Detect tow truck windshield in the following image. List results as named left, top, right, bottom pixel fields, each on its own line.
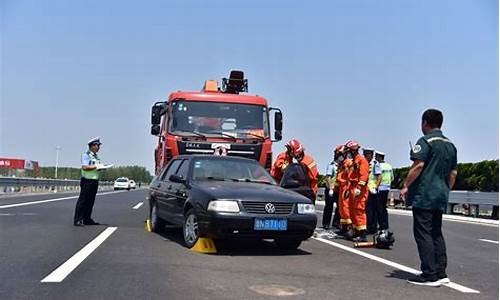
left=169, top=101, right=270, bottom=139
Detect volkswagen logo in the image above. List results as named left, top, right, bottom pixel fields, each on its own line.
left=264, top=203, right=275, bottom=214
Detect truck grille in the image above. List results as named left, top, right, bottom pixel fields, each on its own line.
left=241, top=201, right=294, bottom=215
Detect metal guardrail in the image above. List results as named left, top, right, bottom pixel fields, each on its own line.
left=317, top=187, right=499, bottom=219
left=0, top=176, right=114, bottom=195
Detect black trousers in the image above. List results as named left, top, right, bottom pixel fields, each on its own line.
left=377, top=190, right=389, bottom=230
left=322, top=190, right=340, bottom=228
left=74, top=178, right=99, bottom=223
left=366, top=193, right=379, bottom=233
left=367, top=190, right=390, bottom=232
left=412, top=207, right=447, bottom=280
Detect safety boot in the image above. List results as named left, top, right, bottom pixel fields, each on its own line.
left=352, top=231, right=368, bottom=243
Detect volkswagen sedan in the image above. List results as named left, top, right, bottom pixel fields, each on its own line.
left=148, top=155, right=317, bottom=250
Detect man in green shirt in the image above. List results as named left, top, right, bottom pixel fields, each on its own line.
left=401, top=109, right=458, bottom=287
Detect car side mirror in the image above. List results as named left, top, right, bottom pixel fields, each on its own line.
left=151, top=124, right=160, bottom=136
left=169, top=174, right=186, bottom=184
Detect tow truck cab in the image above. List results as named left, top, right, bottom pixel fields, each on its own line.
left=150, top=71, right=283, bottom=175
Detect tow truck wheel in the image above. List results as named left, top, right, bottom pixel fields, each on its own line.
left=275, top=238, right=302, bottom=250
left=183, top=209, right=199, bottom=248
left=150, top=203, right=165, bottom=233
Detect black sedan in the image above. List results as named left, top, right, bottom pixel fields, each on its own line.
left=148, top=155, right=317, bottom=250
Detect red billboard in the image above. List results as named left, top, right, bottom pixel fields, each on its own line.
left=0, top=158, right=39, bottom=170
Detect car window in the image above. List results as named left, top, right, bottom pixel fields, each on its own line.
left=176, top=159, right=190, bottom=179
left=161, top=160, right=182, bottom=181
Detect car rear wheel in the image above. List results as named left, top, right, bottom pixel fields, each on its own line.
left=183, top=209, right=199, bottom=248
left=150, top=203, right=165, bottom=233
left=275, top=238, right=302, bottom=250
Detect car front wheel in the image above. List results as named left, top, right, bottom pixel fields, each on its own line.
left=275, top=238, right=302, bottom=250
left=183, top=209, right=199, bottom=248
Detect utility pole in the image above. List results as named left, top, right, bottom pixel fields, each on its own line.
left=55, top=146, right=62, bottom=179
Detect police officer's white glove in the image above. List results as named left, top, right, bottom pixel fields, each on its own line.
left=370, top=188, right=377, bottom=194
left=328, top=189, right=334, bottom=196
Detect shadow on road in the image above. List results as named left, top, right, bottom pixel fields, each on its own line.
left=155, top=225, right=312, bottom=256
left=386, top=270, right=413, bottom=282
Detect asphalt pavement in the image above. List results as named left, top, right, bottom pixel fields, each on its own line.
left=0, top=190, right=497, bottom=300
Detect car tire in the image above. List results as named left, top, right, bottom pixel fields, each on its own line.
left=150, top=203, right=166, bottom=233
left=275, top=238, right=302, bottom=250
left=183, top=209, right=199, bottom=248
left=114, top=188, right=117, bottom=190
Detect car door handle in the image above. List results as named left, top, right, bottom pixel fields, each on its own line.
left=167, top=185, right=172, bottom=190
left=155, top=183, right=161, bottom=188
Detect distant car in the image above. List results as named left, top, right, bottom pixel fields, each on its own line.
left=148, top=155, right=317, bottom=250
left=114, top=177, right=130, bottom=190
left=129, top=180, right=137, bottom=189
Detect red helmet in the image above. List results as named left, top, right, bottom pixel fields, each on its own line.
left=345, top=140, right=361, bottom=152
left=286, top=139, right=304, bottom=157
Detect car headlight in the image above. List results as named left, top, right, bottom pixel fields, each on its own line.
left=297, top=203, right=315, bottom=214
left=207, top=200, right=240, bottom=213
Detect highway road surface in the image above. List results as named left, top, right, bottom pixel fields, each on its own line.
left=0, top=190, right=498, bottom=300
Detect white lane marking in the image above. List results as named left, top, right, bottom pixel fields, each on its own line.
left=0, top=191, right=125, bottom=209
left=313, top=237, right=480, bottom=294
left=479, top=238, right=499, bottom=244
left=132, top=202, right=143, bottom=209
left=41, top=227, right=117, bottom=283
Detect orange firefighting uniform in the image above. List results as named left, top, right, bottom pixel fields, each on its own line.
left=271, top=152, right=319, bottom=196
left=337, top=158, right=353, bottom=226
left=348, top=154, right=370, bottom=232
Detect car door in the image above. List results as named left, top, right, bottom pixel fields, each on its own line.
left=171, top=159, right=190, bottom=222
left=156, top=159, right=182, bottom=219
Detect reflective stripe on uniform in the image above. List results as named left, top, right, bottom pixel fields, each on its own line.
left=340, top=218, right=352, bottom=225
left=427, top=137, right=453, bottom=144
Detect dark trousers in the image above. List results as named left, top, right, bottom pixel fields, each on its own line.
left=367, top=190, right=390, bottom=232
left=412, top=207, right=447, bottom=280
left=366, top=193, right=379, bottom=233
left=322, top=190, right=340, bottom=228
left=74, top=178, right=99, bottom=223
left=377, top=190, right=389, bottom=230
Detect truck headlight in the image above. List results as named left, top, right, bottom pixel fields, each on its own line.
left=297, top=203, right=315, bottom=214
left=207, top=200, right=240, bottom=213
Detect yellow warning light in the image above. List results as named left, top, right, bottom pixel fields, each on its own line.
left=203, top=80, right=219, bottom=92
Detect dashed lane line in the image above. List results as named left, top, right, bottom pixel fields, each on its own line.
left=0, top=191, right=126, bottom=209
left=312, top=237, right=480, bottom=294
left=479, top=238, right=499, bottom=244
left=41, top=227, right=117, bottom=283
left=132, top=202, right=143, bottom=209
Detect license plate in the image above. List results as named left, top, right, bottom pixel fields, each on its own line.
left=254, top=218, right=287, bottom=231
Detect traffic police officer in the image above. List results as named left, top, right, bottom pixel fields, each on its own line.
left=401, top=109, right=458, bottom=286
left=73, top=137, right=103, bottom=226
left=374, top=151, right=393, bottom=231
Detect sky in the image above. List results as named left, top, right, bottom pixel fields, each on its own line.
left=1, top=0, right=498, bottom=174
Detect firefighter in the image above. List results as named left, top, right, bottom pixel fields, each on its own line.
left=334, top=144, right=354, bottom=239
left=271, top=139, right=319, bottom=197
left=345, top=140, right=370, bottom=242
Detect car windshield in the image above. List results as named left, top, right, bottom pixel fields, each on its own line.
left=116, top=178, right=128, bottom=182
left=169, top=101, right=269, bottom=139
left=191, top=158, right=275, bottom=184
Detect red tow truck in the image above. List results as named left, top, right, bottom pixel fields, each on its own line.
left=150, top=71, right=283, bottom=175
